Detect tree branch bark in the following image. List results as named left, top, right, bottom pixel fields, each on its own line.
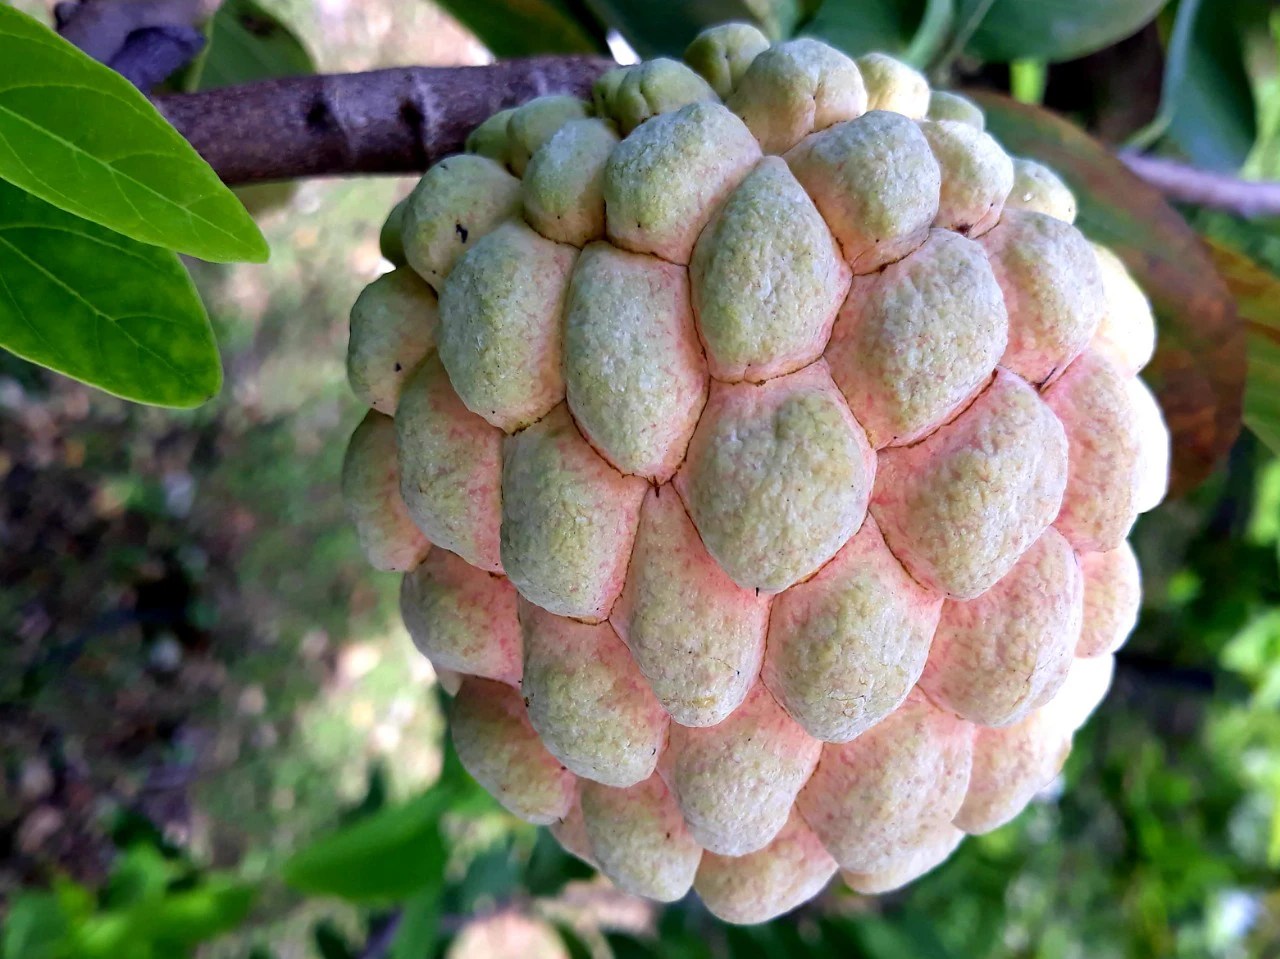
left=149, top=60, right=1280, bottom=222
left=153, top=59, right=613, bottom=185
left=1120, top=153, right=1280, bottom=219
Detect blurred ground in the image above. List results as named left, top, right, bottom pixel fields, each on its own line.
left=1, top=1, right=485, bottom=952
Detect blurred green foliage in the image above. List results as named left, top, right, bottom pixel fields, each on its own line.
left=2, top=844, right=255, bottom=959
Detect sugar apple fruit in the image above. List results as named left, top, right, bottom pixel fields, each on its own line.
left=343, top=23, right=1169, bottom=924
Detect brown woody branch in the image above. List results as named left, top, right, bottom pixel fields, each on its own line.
left=48, top=4, right=1280, bottom=212
left=153, top=60, right=613, bottom=185
left=1120, top=153, right=1280, bottom=219
left=151, top=62, right=1280, bottom=221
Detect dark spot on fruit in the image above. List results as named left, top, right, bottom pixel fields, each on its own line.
left=394, top=362, right=403, bottom=372
left=456, top=223, right=469, bottom=242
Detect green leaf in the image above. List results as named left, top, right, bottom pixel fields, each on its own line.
left=654, top=909, right=715, bottom=959
left=454, top=839, right=523, bottom=912
left=102, top=846, right=181, bottom=909
left=431, top=0, right=606, bottom=57
left=1204, top=240, right=1280, bottom=455
left=961, top=0, right=1170, bottom=62
left=147, top=878, right=257, bottom=945
left=523, top=828, right=594, bottom=895
left=0, top=179, right=222, bottom=407
left=831, top=913, right=959, bottom=959
left=803, top=0, right=954, bottom=67
left=282, top=791, right=449, bottom=903
left=192, top=0, right=316, bottom=90
left=605, top=933, right=660, bottom=959
left=1, top=893, right=69, bottom=959
left=134, top=878, right=256, bottom=948
left=972, top=91, right=1245, bottom=492
left=724, top=923, right=810, bottom=954
left=583, top=1, right=794, bottom=58
left=389, top=887, right=442, bottom=959
left=1125, top=0, right=1202, bottom=152
left=1163, top=0, right=1264, bottom=173
left=61, top=876, right=255, bottom=958
left=0, top=5, right=267, bottom=263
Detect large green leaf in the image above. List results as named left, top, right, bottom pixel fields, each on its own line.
left=0, top=5, right=267, bottom=263
left=1205, top=241, right=1280, bottom=455
left=973, top=91, right=1245, bottom=493
left=961, top=0, right=1170, bottom=62
left=804, top=0, right=954, bottom=66
left=0, top=179, right=221, bottom=407
left=282, top=791, right=449, bottom=903
left=431, top=0, right=606, bottom=57
left=583, top=0, right=797, bottom=58
left=1163, top=0, right=1264, bottom=172
left=192, top=0, right=316, bottom=90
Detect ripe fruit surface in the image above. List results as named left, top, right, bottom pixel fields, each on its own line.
left=344, top=22, right=1168, bottom=924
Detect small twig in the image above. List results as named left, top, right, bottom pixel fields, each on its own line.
left=55, top=0, right=211, bottom=90
left=1120, top=152, right=1280, bottom=218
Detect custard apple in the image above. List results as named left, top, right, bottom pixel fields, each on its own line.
left=342, top=23, right=1169, bottom=924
